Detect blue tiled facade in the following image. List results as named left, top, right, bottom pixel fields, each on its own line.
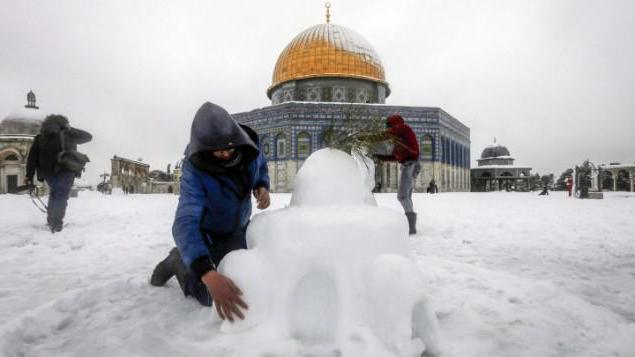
left=233, top=102, right=471, bottom=192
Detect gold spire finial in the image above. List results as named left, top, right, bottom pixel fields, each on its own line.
left=325, top=2, right=331, bottom=23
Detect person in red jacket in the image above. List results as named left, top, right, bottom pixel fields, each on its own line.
left=375, top=114, right=421, bottom=235
left=565, top=176, right=573, bottom=197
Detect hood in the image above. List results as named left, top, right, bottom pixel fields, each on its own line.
left=40, top=114, right=70, bottom=134
left=386, top=114, right=405, bottom=128
left=186, top=102, right=259, bottom=158
left=185, top=102, right=260, bottom=175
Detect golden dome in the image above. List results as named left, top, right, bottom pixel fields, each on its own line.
left=268, top=23, right=388, bottom=97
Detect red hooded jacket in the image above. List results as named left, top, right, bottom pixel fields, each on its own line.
left=377, top=114, right=420, bottom=163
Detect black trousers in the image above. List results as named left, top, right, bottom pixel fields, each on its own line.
left=183, top=227, right=247, bottom=306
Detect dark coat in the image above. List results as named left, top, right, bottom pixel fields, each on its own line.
left=26, top=116, right=92, bottom=181
left=172, top=102, right=270, bottom=273
left=376, top=114, right=419, bottom=163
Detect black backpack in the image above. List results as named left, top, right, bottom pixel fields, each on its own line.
left=57, top=129, right=90, bottom=174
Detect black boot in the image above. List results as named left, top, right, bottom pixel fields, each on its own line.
left=405, top=212, right=417, bottom=235
left=150, top=247, right=181, bottom=286
left=172, top=251, right=191, bottom=293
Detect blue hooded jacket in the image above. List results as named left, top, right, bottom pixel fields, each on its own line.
left=172, top=102, right=269, bottom=271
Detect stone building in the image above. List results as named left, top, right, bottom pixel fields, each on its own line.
left=0, top=91, right=44, bottom=193
left=471, top=140, right=532, bottom=191
left=110, top=155, right=149, bottom=194
left=233, top=9, right=470, bottom=193
left=147, top=166, right=179, bottom=194
left=110, top=155, right=180, bottom=194
left=598, top=163, right=634, bottom=192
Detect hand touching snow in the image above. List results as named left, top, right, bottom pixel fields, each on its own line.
left=201, top=271, right=249, bottom=322
left=253, top=187, right=270, bottom=209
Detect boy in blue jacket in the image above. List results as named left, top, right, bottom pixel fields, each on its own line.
left=151, top=102, right=270, bottom=322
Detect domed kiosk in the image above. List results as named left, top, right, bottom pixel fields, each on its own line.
left=470, top=139, right=532, bottom=192
left=233, top=5, right=471, bottom=193
left=0, top=91, right=44, bottom=194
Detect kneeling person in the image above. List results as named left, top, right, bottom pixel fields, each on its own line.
left=151, top=102, right=270, bottom=322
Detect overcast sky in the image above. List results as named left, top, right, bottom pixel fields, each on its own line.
left=1, top=0, right=634, bottom=184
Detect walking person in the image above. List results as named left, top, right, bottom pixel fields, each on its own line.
left=427, top=179, right=438, bottom=194
left=26, top=114, right=92, bottom=233
left=374, top=114, right=421, bottom=235
left=150, top=102, right=270, bottom=322
left=565, top=176, right=573, bottom=197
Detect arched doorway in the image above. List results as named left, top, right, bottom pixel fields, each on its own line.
left=480, top=172, right=492, bottom=192
left=500, top=172, right=514, bottom=191
left=167, top=186, right=173, bottom=194
left=617, top=170, right=630, bottom=191
left=0, top=149, right=23, bottom=194
left=601, top=171, right=613, bottom=190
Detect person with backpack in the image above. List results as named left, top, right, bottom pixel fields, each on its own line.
left=25, top=114, right=92, bottom=232
left=150, top=102, right=270, bottom=323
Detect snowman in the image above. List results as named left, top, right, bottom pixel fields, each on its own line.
left=217, top=148, right=440, bottom=356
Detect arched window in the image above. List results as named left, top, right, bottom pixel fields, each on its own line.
left=297, top=132, right=311, bottom=159
left=260, top=136, right=271, bottom=158
left=421, top=135, right=433, bottom=160
left=4, top=154, right=18, bottom=161
left=276, top=133, right=287, bottom=159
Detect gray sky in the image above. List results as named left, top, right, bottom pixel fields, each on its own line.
left=2, top=0, right=634, bottom=184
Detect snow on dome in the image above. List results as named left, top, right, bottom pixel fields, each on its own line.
left=4, top=106, right=45, bottom=122
left=217, top=149, right=440, bottom=356
left=0, top=107, right=44, bottom=136
left=481, top=143, right=511, bottom=159
left=290, top=148, right=377, bottom=207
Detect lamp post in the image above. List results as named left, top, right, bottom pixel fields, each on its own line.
left=99, top=171, right=110, bottom=194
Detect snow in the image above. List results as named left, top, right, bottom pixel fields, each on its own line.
left=598, top=163, right=635, bottom=170
left=3, top=107, right=44, bottom=121
left=1, top=182, right=635, bottom=355
left=217, top=149, right=439, bottom=356
left=290, top=149, right=376, bottom=207
left=472, top=165, right=531, bottom=169
left=0, top=135, right=36, bottom=140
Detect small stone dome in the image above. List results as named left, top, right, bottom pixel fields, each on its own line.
left=0, top=116, right=43, bottom=136
left=1, top=92, right=44, bottom=136
left=481, top=143, right=510, bottom=159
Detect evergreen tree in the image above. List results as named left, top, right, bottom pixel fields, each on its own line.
left=322, top=104, right=394, bottom=156
left=575, top=160, right=594, bottom=198
left=541, top=174, right=554, bottom=188
left=555, top=168, right=574, bottom=190
left=528, top=173, right=542, bottom=191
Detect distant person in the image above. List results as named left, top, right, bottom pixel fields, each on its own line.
left=565, top=176, right=573, bottom=197
left=150, top=102, right=270, bottom=322
left=426, top=179, right=438, bottom=194
left=374, top=114, right=420, bottom=235
left=538, top=185, right=549, bottom=196
left=26, top=114, right=92, bottom=233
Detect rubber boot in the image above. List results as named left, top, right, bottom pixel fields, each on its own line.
left=150, top=247, right=180, bottom=286
left=405, top=212, right=417, bottom=235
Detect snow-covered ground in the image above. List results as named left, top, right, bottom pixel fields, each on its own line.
left=1, top=190, right=634, bottom=356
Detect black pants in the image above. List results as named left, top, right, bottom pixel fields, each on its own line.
left=183, top=227, right=247, bottom=306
